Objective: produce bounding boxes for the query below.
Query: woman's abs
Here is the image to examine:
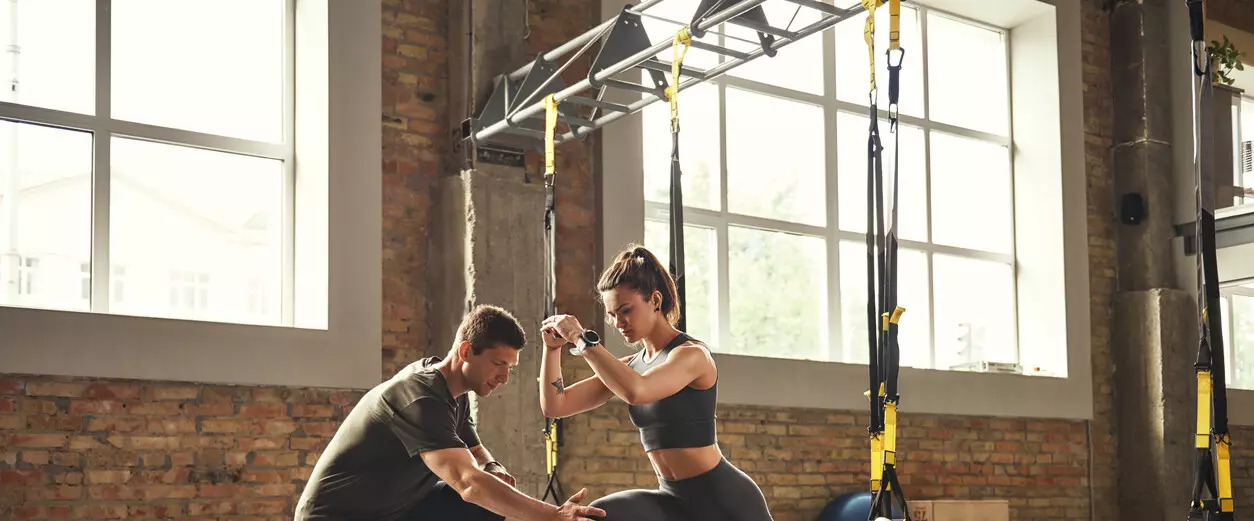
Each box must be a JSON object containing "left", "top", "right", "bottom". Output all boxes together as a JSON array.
[{"left": 646, "top": 444, "right": 725, "bottom": 480}]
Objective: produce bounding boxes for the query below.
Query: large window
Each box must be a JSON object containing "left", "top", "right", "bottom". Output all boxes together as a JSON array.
[
  {"left": 0, "top": 0, "right": 291, "bottom": 326},
  {"left": 1236, "top": 95, "right": 1254, "bottom": 206},
  {"left": 637, "top": 2, "right": 1024, "bottom": 373},
  {"left": 1220, "top": 282, "right": 1254, "bottom": 391}
]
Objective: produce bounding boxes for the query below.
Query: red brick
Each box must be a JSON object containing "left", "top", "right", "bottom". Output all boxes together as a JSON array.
[
  {"left": 85, "top": 383, "right": 141, "bottom": 400},
  {"left": 0, "top": 379, "right": 23, "bottom": 395},
  {"left": 26, "top": 381, "right": 84, "bottom": 398},
  {"left": 239, "top": 403, "right": 286, "bottom": 418},
  {"left": 0, "top": 415, "right": 22, "bottom": 430},
  {"left": 10, "top": 433, "right": 68, "bottom": 448},
  {"left": 69, "top": 399, "right": 124, "bottom": 415},
  {"left": 1, "top": 469, "right": 43, "bottom": 485},
  {"left": 147, "top": 385, "right": 201, "bottom": 401}
]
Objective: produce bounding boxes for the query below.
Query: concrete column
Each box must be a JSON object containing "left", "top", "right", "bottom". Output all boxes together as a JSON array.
[
  {"left": 1109, "top": 2, "right": 1199, "bottom": 521},
  {"left": 437, "top": 0, "right": 549, "bottom": 500}
]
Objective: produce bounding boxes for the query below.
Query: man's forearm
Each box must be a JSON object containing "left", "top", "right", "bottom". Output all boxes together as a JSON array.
[
  {"left": 469, "top": 445, "right": 495, "bottom": 468},
  {"left": 462, "top": 470, "right": 556, "bottom": 521}
]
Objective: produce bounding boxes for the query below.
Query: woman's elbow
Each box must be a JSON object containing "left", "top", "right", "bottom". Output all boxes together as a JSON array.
[{"left": 539, "top": 401, "right": 562, "bottom": 419}]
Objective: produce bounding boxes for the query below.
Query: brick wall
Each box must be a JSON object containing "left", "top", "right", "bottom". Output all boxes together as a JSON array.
[
  {"left": 0, "top": 376, "right": 364, "bottom": 520},
  {"left": 382, "top": 0, "right": 450, "bottom": 377}
]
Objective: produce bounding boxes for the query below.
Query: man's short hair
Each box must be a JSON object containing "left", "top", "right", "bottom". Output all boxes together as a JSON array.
[{"left": 457, "top": 304, "right": 526, "bottom": 355}]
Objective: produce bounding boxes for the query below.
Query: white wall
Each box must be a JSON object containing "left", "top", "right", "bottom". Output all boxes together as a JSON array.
[{"left": 0, "top": 0, "right": 383, "bottom": 390}]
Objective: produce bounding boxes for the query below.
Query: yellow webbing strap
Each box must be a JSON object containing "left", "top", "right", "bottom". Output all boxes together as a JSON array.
[
  {"left": 884, "top": 401, "right": 898, "bottom": 468},
  {"left": 870, "top": 434, "right": 883, "bottom": 490},
  {"left": 1218, "top": 434, "right": 1234, "bottom": 512},
  {"left": 889, "top": 0, "right": 900, "bottom": 51},
  {"left": 861, "top": 0, "right": 880, "bottom": 94},
  {"left": 1196, "top": 370, "right": 1212, "bottom": 449},
  {"left": 544, "top": 95, "right": 558, "bottom": 179},
  {"left": 665, "top": 28, "right": 692, "bottom": 133}
]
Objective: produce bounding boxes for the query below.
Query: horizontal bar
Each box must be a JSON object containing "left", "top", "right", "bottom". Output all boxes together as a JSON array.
[
  {"left": 556, "top": 8, "right": 854, "bottom": 143},
  {"left": 782, "top": 0, "right": 845, "bottom": 16},
  {"left": 566, "top": 96, "right": 631, "bottom": 112},
  {"left": 476, "top": 0, "right": 771, "bottom": 143},
  {"left": 528, "top": 112, "right": 598, "bottom": 128},
  {"left": 605, "top": 78, "right": 663, "bottom": 95},
  {"left": 691, "top": 40, "right": 751, "bottom": 60},
  {"left": 638, "top": 59, "right": 709, "bottom": 81},
  {"left": 0, "top": 100, "right": 289, "bottom": 160},
  {"left": 506, "top": 0, "right": 668, "bottom": 82},
  {"left": 731, "top": 18, "right": 801, "bottom": 40}
]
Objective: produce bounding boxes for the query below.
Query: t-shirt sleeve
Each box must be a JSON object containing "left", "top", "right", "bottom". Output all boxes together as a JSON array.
[
  {"left": 389, "top": 395, "right": 467, "bottom": 457},
  {"left": 457, "top": 398, "right": 482, "bottom": 449}
]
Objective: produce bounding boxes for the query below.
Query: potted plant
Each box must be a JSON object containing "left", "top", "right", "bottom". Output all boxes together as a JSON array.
[{"left": 1210, "top": 35, "right": 1245, "bottom": 87}]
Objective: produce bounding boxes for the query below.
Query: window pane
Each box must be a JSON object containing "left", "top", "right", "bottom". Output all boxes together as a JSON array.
[
  {"left": 926, "top": 12, "right": 1008, "bottom": 135},
  {"left": 110, "top": 138, "right": 283, "bottom": 325},
  {"left": 836, "top": 112, "right": 927, "bottom": 242},
  {"left": 930, "top": 131, "right": 1012, "bottom": 253},
  {"left": 0, "top": 122, "right": 93, "bottom": 311},
  {"left": 644, "top": 220, "right": 717, "bottom": 344},
  {"left": 1239, "top": 98, "right": 1254, "bottom": 205},
  {"left": 728, "top": 227, "right": 827, "bottom": 360},
  {"left": 0, "top": 0, "right": 94, "bottom": 114},
  {"left": 726, "top": 88, "right": 825, "bottom": 226},
  {"left": 837, "top": 242, "right": 929, "bottom": 367},
  {"left": 834, "top": 6, "right": 923, "bottom": 119},
  {"left": 933, "top": 254, "right": 1015, "bottom": 370},
  {"left": 112, "top": 0, "right": 285, "bottom": 142},
  {"left": 725, "top": 2, "right": 825, "bottom": 95},
  {"left": 1230, "top": 294, "right": 1254, "bottom": 390},
  {"left": 643, "top": 82, "right": 720, "bottom": 211}
]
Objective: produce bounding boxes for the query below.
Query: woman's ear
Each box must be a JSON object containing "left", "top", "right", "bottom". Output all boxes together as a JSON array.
[{"left": 651, "top": 290, "right": 663, "bottom": 312}]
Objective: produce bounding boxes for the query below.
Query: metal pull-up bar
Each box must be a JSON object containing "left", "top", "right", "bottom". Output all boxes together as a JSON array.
[{"left": 464, "top": 0, "right": 865, "bottom": 153}]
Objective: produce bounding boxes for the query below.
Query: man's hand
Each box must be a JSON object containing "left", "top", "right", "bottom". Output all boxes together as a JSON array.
[{"left": 551, "top": 489, "right": 605, "bottom": 521}]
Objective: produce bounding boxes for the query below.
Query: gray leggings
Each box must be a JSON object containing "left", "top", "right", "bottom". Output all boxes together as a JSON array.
[{"left": 589, "top": 458, "right": 773, "bottom": 521}]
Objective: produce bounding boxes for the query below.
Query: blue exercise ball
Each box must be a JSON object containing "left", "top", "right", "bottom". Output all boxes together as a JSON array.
[{"left": 816, "top": 491, "right": 903, "bottom": 521}]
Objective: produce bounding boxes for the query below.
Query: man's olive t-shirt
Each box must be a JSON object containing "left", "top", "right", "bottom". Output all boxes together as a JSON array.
[{"left": 294, "top": 357, "right": 481, "bottom": 521}]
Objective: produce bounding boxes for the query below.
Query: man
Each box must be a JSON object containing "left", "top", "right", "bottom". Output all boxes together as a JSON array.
[{"left": 295, "top": 304, "right": 606, "bottom": 521}]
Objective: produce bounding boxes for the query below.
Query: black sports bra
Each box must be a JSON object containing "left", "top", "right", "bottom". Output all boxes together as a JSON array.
[{"left": 624, "top": 332, "right": 717, "bottom": 451}]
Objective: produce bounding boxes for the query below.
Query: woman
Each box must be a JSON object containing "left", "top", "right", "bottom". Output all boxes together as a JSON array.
[{"left": 539, "top": 245, "right": 773, "bottom": 521}]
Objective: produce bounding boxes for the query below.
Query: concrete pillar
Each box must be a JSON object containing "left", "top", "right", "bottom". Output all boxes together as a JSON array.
[
  {"left": 1109, "top": 2, "right": 1199, "bottom": 521},
  {"left": 436, "top": 0, "right": 549, "bottom": 500}
]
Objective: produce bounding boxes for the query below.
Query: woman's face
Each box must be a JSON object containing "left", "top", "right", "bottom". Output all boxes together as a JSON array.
[{"left": 601, "top": 286, "right": 659, "bottom": 344}]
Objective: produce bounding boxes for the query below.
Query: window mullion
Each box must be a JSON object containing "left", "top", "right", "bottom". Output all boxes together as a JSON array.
[
  {"left": 823, "top": 14, "right": 841, "bottom": 363},
  {"left": 281, "top": 0, "right": 297, "bottom": 326},
  {"left": 718, "top": 81, "right": 731, "bottom": 353},
  {"left": 90, "top": 0, "right": 112, "bottom": 313}
]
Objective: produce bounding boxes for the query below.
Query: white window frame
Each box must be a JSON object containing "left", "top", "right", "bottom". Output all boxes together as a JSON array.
[
  {"left": 0, "top": 0, "right": 383, "bottom": 390},
  {"left": 0, "top": 0, "right": 297, "bottom": 322},
  {"left": 641, "top": 5, "right": 1021, "bottom": 371},
  {"left": 602, "top": 0, "right": 1093, "bottom": 420}
]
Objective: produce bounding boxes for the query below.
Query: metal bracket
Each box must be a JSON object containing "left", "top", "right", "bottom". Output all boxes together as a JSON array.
[{"left": 589, "top": 6, "right": 669, "bottom": 94}]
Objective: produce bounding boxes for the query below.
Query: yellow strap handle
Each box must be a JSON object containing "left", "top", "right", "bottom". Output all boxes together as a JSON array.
[
  {"left": 665, "top": 28, "right": 692, "bottom": 131},
  {"left": 862, "top": 0, "right": 879, "bottom": 94},
  {"left": 889, "top": 0, "right": 900, "bottom": 51},
  {"left": 1218, "top": 434, "right": 1234, "bottom": 512},
  {"left": 1196, "top": 371, "right": 1212, "bottom": 449},
  {"left": 544, "top": 94, "right": 558, "bottom": 179}
]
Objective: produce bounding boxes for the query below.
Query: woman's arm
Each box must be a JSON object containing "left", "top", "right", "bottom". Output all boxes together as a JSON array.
[
  {"left": 579, "top": 342, "right": 711, "bottom": 405},
  {"left": 538, "top": 330, "right": 616, "bottom": 419}
]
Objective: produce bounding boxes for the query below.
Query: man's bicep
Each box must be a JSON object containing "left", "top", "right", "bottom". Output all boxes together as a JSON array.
[
  {"left": 389, "top": 396, "right": 466, "bottom": 457},
  {"left": 419, "top": 446, "right": 478, "bottom": 490}
]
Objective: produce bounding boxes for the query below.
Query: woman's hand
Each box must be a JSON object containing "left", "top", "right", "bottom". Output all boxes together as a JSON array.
[
  {"left": 541, "top": 326, "right": 566, "bottom": 350},
  {"left": 542, "top": 315, "right": 586, "bottom": 346}
]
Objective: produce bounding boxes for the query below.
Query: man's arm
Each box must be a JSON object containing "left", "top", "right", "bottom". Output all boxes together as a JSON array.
[
  {"left": 468, "top": 444, "right": 495, "bottom": 467},
  {"left": 420, "top": 447, "right": 568, "bottom": 521}
]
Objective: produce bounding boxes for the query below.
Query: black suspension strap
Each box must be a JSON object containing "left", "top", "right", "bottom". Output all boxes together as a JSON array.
[
  {"left": 1185, "top": 2, "right": 1234, "bottom": 520},
  {"left": 666, "top": 27, "right": 692, "bottom": 332},
  {"left": 541, "top": 94, "right": 566, "bottom": 505},
  {"left": 863, "top": 1, "right": 910, "bottom": 519}
]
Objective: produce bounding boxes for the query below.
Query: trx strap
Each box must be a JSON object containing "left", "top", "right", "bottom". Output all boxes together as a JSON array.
[
  {"left": 666, "top": 28, "right": 692, "bottom": 331},
  {"left": 862, "top": 1, "right": 910, "bottom": 519},
  {"left": 1185, "top": 2, "right": 1234, "bottom": 520},
  {"left": 540, "top": 94, "right": 566, "bottom": 505}
]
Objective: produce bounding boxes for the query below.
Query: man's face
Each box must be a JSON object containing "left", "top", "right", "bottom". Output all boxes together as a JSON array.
[{"left": 463, "top": 343, "right": 519, "bottom": 397}]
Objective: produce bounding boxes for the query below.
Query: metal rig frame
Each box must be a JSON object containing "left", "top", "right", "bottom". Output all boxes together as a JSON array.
[{"left": 462, "top": 0, "right": 868, "bottom": 154}]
